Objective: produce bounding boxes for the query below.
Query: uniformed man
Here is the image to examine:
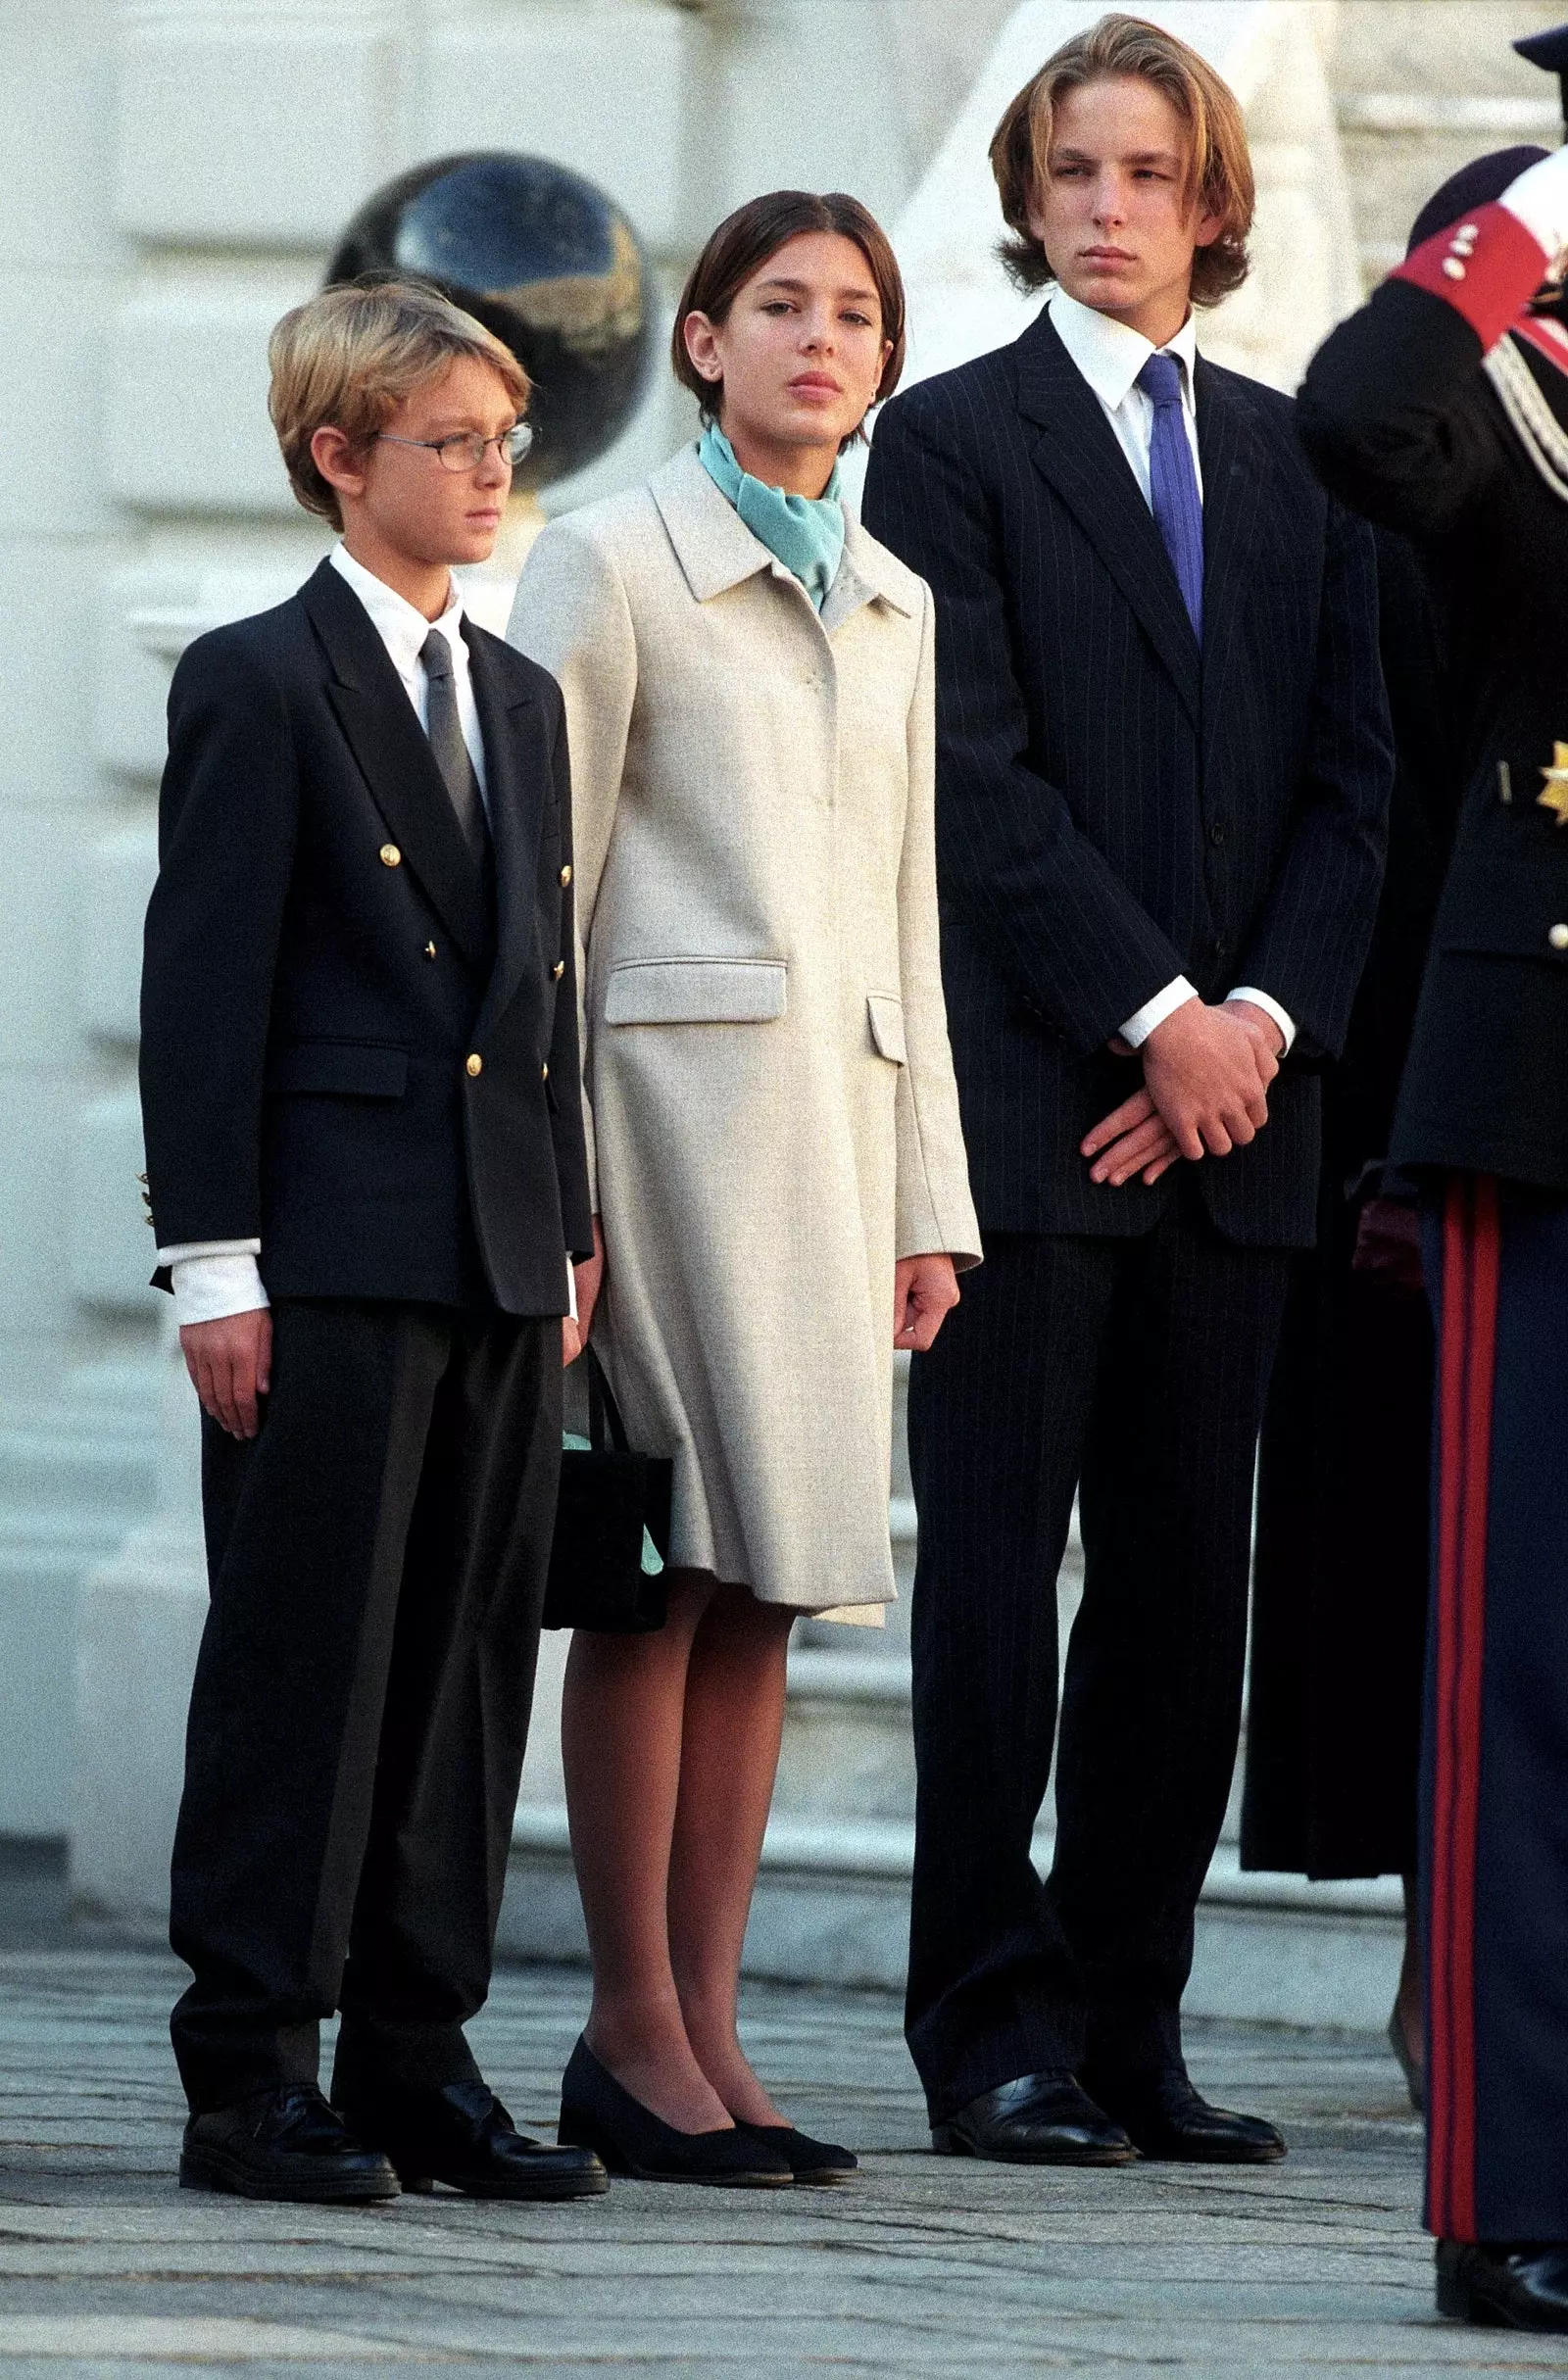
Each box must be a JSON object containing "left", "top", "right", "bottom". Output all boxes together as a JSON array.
[{"left": 1297, "top": 84, "right": 1568, "bottom": 2331}]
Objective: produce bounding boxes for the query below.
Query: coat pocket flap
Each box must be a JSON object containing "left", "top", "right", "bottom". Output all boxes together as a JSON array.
[
  {"left": 605, "top": 958, "right": 788, "bottom": 1025},
  {"left": 269, "top": 1039, "right": 410, "bottom": 1097},
  {"left": 1440, "top": 863, "right": 1568, "bottom": 963},
  {"left": 866, "top": 993, "right": 907, "bottom": 1063}
]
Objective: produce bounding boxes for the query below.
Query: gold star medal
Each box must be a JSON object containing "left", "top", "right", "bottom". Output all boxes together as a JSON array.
[{"left": 1539, "top": 742, "right": 1568, "bottom": 826}]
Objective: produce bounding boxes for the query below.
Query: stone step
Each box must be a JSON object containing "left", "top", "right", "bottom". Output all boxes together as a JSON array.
[{"left": 502, "top": 1807, "right": 1402, "bottom": 2032}]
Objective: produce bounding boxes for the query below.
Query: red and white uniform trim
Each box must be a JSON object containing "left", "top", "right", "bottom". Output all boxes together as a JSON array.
[
  {"left": 1395, "top": 203, "right": 1553, "bottom": 355},
  {"left": 1427, "top": 1173, "right": 1501, "bottom": 2245}
]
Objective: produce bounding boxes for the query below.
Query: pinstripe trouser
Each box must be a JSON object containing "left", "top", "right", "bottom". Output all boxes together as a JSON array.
[{"left": 905, "top": 1202, "right": 1291, "bottom": 2123}]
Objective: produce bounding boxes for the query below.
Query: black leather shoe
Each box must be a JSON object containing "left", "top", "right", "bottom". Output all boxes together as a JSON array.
[
  {"left": 559, "top": 2037, "right": 793, "bottom": 2187},
  {"left": 737, "top": 2119, "right": 858, "bottom": 2182},
  {"left": 1087, "top": 2067, "right": 1286, "bottom": 2164},
  {"left": 931, "top": 2071, "right": 1136, "bottom": 2164},
  {"left": 180, "top": 2085, "right": 400, "bottom": 2203},
  {"left": 1437, "top": 2239, "right": 1568, "bottom": 2329},
  {"left": 334, "top": 2079, "right": 607, "bottom": 2200}
]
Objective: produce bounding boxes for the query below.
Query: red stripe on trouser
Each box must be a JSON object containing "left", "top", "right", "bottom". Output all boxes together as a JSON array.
[{"left": 1427, "top": 1173, "right": 1499, "bottom": 2241}]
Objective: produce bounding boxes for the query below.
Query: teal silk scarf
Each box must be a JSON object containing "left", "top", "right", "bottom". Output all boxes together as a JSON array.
[{"left": 697, "top": 420, "right": 845, "bottom": 611}]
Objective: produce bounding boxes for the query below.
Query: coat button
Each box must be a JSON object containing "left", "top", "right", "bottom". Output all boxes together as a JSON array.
[
  {"left": 466, "top": 1052, "right": 483, "bottom": 1078},
  {"left": 423, "top": 942, "right": 437, "bottom": 960},
  {"left": 541, "top": 1062, "right": 550, "bottom": 1081},
  {"left": 559, "top": 863, "right": 572, "bottom": 886},
  {"left": 552, "top": 959, "right": 565, "bottom": 980},
  {"left": 1550, "top": 924, "right": 1568, "bottom": 951},
  {"left": 380, "top": 844, "right": 402, "bottom": 867},
  {"left": 1442, "top": 258, "right": 1466, "bottom": 280}
]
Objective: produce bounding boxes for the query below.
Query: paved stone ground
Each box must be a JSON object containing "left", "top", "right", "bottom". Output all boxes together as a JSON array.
[{"left": 0, "top": 1937, "right": 1561, "bottom": 2379}]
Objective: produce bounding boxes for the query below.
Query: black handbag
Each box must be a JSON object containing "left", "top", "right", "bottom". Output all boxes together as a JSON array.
[{"left": 543, "top": 1347, "right": 671, "bottom": 1632}]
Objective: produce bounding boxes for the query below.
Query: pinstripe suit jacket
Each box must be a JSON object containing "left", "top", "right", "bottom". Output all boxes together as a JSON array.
[{"left": 862, "top": 308, "right": 1393, "bottom": 1249}]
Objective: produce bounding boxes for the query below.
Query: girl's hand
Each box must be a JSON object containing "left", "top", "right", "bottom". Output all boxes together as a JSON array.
[
  {"left": 895, "top": 1252, "right": 960, "bottom": 1352},
  {"left": 564, "top": 1217, "right": 606, "bottom": 1366}
]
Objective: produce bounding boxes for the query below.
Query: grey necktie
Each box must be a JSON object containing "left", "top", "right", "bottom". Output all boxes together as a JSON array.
[{"left": 419, "top": 629, "right": 489, "bottom": 862}]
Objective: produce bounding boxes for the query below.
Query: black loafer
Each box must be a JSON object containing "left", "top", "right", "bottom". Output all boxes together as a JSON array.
[
  {"left": 559, "top": 2037, "right": 793, "bottom": 2187},
  {"left": 180, "top": 2085, "right": 400, "bottom": 2203},
  {"left": 334, "top": 2079, "right": 607, "bottom": 2200},
  {"left": 1437, "top": 2238, "right": 1568, "bottom": 2329},
  {"left": 737, "top": 2119, "right": 858, "bottom": 2182},
  {"left": 931, "top": 2071, "right": 1136, "bottom": 2164},
  {"left": 1087, "top": 2067, "right": 1286, "bottom": 2164}
]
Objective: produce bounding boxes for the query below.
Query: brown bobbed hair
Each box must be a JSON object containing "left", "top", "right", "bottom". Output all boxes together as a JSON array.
[
  {"left": 671, "top": 191, "right": 906, "bottom": 447},
  {"left": 990, "top": 12, "right": 1254, "bottom": 309},
  {"left": 269, "top": 276, "right": 530, "bottom": 530}
]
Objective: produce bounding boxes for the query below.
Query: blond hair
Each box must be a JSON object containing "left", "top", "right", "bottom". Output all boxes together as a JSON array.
[
  {"left": 268, "top": 278, "right": 531, "bottom": 528},
  {"left": 990, "top": 12, "right": 1254, "bottom": 308}
]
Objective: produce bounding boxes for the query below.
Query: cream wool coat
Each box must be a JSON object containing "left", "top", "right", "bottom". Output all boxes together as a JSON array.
[{"left": 509, "top": 445, "right": 979, "bottom": 1616}]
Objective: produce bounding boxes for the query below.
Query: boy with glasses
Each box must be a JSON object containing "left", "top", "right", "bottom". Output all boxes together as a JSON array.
[{"left": 140, "top": 278, "right": 604, "bottom": 2204}]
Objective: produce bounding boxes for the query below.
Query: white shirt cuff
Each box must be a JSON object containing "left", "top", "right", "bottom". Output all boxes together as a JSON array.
[
  {"left": 1499, "top": 147, "right": 1568, "bottom": 267},
  {"left": 1119, "top": 977, "right": 1198, "bottom": 1048},
  {"left": 167, "top": 1251, "right": 270, "bottom": 1328},
  {"left": 1226, "top": 987, "right": 1297, "bottom": 1055},
  {"left": 566, "top": 1255, "right": 578, "bottom": 1325}
]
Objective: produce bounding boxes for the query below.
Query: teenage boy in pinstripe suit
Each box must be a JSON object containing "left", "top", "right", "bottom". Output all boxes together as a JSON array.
[{"left": 863, "top": 14, "right": 1392, "bottom": 2165}]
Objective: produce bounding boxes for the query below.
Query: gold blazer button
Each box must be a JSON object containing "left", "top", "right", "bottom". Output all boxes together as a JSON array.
[
  {"left": 559, "top": 863, "right": 572, "bottom": 886},
  {"left": 552, "top": 959, "right": 565, "bottom": 980},
  {"left": 1550, "top": 924, "right": 1568, "bottom": 952},
  {"left": 466, "top": 1052, "right": 483, "bottom": 1078},
  {"left": 379, "top": 844, "right": 402, "bottom": 867},
  {"left": 541, "top": 1061, "right": 550, "bottom": 1081}
]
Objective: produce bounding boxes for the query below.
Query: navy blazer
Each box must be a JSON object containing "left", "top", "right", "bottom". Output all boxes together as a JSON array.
[
  {"left": 140, "top": 558, "right": 593, "bottom": 1315},
  {"left": 863, "top": 308, "right": 1393, "bottom": 1248}
]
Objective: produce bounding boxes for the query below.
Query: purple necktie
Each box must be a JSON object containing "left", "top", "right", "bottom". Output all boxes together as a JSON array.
[{"left": 1136, "top": 351, "right": 1202, "bottom": 641}]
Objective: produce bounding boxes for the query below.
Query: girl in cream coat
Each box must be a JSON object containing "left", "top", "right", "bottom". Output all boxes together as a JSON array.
[{"left": 510, "top": 191, "right": 978, "bottom": 2183}]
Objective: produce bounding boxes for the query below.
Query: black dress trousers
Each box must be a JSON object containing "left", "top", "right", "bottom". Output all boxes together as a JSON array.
[
  {"left": 169, "top": 1298, "right": 560, "bottom": 2113},
  {"left": 906, "top": 1197, "right": 1291, "bottom": 2122}
]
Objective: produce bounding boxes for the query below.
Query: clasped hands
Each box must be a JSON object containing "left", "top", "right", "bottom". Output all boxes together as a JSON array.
[{"left": 1080, "top": 997, "right": 1284, "bottom": 1190}]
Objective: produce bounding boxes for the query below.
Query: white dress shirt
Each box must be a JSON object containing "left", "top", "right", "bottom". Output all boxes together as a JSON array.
[
  {"left": 162, "top": 545, "right": 577, "bottom": 1330},
  {"left": 1047, "top": 288, "right": 1297, "bottom": 1059}
]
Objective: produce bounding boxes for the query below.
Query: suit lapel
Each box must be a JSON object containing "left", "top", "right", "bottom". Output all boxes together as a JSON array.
[
  {"left": 1015, "top": 311, "right": 1200, "bottom": 723},
  {"left": 465, "top": 621, "right": 541, "bottom": 1030},
  {"left": 302, "top": 559, "right": 488, "bottom": 967},
  {"left": 1195, "top": 361, "right": 1270, "bottom": 740}
]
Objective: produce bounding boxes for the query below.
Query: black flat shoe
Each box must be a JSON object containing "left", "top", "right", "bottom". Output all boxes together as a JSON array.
[
  {"left": 334, "top": 2078, "right": 607, "bottom": 2201},
  {"left": 1437, "top": 2238, "right": 1568, "bottom": 2329},
  {"left": 931, "top": 2071, "right": 1136, "bottom": 2165},
  {"left": 180, "top": 2085, "right": 400, "bottom": 2204},
  {"left": 737, "top": 2119, "right": 858, "bottom": 2182},
  {"left": 558, "top": 2038, "right": 792, "bottom": 2188},
  {"left": 1086, "top": 2067, "right": 1286, "bottom": 2164},
  {"left": 1388, "top": 2011, "right": 1425, "bottom": 2114}
]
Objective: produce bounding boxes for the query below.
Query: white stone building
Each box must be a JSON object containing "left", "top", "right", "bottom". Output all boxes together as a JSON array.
[{"left": 1, "top": 0, "right": 1562, "bottom": 2015}]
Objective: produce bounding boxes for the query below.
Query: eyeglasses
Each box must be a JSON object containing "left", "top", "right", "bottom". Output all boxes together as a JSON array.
[{"left": 375, "top": 423, "right": 534, "bottom": 472}]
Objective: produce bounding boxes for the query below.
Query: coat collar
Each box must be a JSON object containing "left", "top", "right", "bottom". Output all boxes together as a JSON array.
[{"left": 649, "top": 442, "right": 917, "bottom": 624}]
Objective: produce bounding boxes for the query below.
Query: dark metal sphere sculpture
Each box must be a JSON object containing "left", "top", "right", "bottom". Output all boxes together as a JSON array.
[{"left": 327, "top": 153, "right": 654, "bottom": 490}]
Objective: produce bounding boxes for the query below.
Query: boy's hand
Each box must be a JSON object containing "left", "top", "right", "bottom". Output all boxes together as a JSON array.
[
  {"left": 179, "top": 1309, "right": 272, "bottom": 1439},
  {"left": 1141, "top": 997, "right": 1279, "bottom": 1160},
  {"left": 1082, "top": 1085, "right": 1183, "bottom": 1186}
]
